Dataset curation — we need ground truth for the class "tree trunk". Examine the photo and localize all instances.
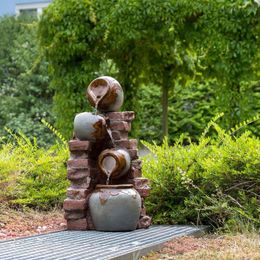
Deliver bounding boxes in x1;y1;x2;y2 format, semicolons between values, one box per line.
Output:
162;81;169;139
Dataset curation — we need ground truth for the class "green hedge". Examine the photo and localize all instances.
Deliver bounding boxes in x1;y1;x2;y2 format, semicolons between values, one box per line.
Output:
0;131;68;209
0;119;259;232
142;123;260;230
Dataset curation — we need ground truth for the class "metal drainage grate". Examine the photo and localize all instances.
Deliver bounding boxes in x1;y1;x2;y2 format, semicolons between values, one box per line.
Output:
0;225;207;260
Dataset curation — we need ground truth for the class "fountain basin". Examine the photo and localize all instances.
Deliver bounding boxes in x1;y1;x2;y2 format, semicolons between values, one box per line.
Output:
89;184;141;231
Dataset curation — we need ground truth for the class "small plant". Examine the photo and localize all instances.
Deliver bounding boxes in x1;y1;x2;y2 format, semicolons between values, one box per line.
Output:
0;128;69;209
41;119;67;145
142;117;260;231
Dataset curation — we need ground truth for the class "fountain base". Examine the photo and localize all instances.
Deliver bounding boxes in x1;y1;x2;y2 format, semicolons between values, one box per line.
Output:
89;184;141;231
64;111;151;231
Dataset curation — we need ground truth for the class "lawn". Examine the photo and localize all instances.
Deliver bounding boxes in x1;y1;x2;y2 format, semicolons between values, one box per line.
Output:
144;233;260;260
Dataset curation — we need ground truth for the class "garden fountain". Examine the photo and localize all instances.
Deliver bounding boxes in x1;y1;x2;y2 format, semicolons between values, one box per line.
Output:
63;76;151;231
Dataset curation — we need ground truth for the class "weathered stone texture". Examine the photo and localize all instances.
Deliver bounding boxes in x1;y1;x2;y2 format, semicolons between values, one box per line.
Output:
68;140;92;151
111;131;128;140
67;187;92;200
67;159;96;169
137;216;152;229
63;199;87;211
110;121;131;132
67;218;88;230
105;111;135;122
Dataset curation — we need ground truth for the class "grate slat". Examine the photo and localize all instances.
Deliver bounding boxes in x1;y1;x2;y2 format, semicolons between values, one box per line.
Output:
83;227;200;260
0;225;207;260
0;226;177;256
0;227;181;259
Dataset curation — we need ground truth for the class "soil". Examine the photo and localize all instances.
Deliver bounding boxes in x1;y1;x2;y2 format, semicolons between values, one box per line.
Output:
0;206;66;240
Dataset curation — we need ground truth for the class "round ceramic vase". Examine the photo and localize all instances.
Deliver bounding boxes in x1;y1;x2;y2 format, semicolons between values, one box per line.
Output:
89;184;141;231
73;112;107;141
98;149;131;179
87;76;124;112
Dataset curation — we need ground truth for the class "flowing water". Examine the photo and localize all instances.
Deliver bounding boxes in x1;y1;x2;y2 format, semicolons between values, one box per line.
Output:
107;128;116;147
94;98;100;115
106;170;111;185
102;155;116;185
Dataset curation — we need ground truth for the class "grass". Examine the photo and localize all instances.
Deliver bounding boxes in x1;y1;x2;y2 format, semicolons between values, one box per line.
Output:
143;233;260;260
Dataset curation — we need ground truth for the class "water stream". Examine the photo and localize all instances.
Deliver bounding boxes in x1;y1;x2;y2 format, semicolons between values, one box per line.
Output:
106;170;111;185
107;128;116;147
102;155;116;185
94;98;100;115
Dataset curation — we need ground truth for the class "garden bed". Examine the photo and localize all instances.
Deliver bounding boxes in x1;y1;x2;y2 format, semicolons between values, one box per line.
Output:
0;206;65;240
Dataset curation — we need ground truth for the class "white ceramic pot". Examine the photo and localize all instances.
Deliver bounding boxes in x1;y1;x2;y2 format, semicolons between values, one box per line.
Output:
73;112;107;141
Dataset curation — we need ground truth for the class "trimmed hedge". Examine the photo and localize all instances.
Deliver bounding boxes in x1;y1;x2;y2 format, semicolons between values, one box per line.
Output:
142;123;260;230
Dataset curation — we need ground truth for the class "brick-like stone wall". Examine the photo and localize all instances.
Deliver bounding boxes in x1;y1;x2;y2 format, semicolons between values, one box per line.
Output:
64;111;151;230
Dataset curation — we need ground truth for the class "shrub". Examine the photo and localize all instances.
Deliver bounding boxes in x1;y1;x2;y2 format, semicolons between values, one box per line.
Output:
0;130;68;209
142;120;260;230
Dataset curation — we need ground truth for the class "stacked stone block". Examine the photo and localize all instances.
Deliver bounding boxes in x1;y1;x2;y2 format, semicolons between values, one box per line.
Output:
64;140;96;230
64;111;151;230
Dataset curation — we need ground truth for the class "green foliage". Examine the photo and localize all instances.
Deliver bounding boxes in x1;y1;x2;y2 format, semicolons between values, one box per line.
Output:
137;81;218;142
142;119;260;229
0;15;54;146
0;129;68;209
38;0;260;141
38;0;103;137
197;0;260;127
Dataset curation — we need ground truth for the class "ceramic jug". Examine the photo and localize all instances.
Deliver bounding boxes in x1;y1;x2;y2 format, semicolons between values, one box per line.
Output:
73;112;107;141
98;148;131;180
89;184;141;231
86;76;124;112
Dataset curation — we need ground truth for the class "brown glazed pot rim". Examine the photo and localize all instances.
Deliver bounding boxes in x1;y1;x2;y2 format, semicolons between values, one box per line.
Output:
95;184;134;189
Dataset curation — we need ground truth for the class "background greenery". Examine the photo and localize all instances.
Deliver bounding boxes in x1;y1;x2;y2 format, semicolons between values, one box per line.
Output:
0;1;259;230
38;0;260;140
0;1;259;144
0;15;54;146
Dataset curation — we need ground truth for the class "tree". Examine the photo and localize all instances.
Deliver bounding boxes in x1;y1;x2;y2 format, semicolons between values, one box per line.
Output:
0;15;54;146
137;81;218;143
38;0;104;138
39;0;201;139
196;0;260;128
101;0;201;138
39;0;259;140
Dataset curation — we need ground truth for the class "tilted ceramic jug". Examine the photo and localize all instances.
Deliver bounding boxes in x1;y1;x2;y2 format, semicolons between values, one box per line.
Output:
86;76;124;112
73;112;107;141
98;148;131;180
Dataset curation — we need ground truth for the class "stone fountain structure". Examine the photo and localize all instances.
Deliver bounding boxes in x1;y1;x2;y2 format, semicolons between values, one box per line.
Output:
63;76;151;231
